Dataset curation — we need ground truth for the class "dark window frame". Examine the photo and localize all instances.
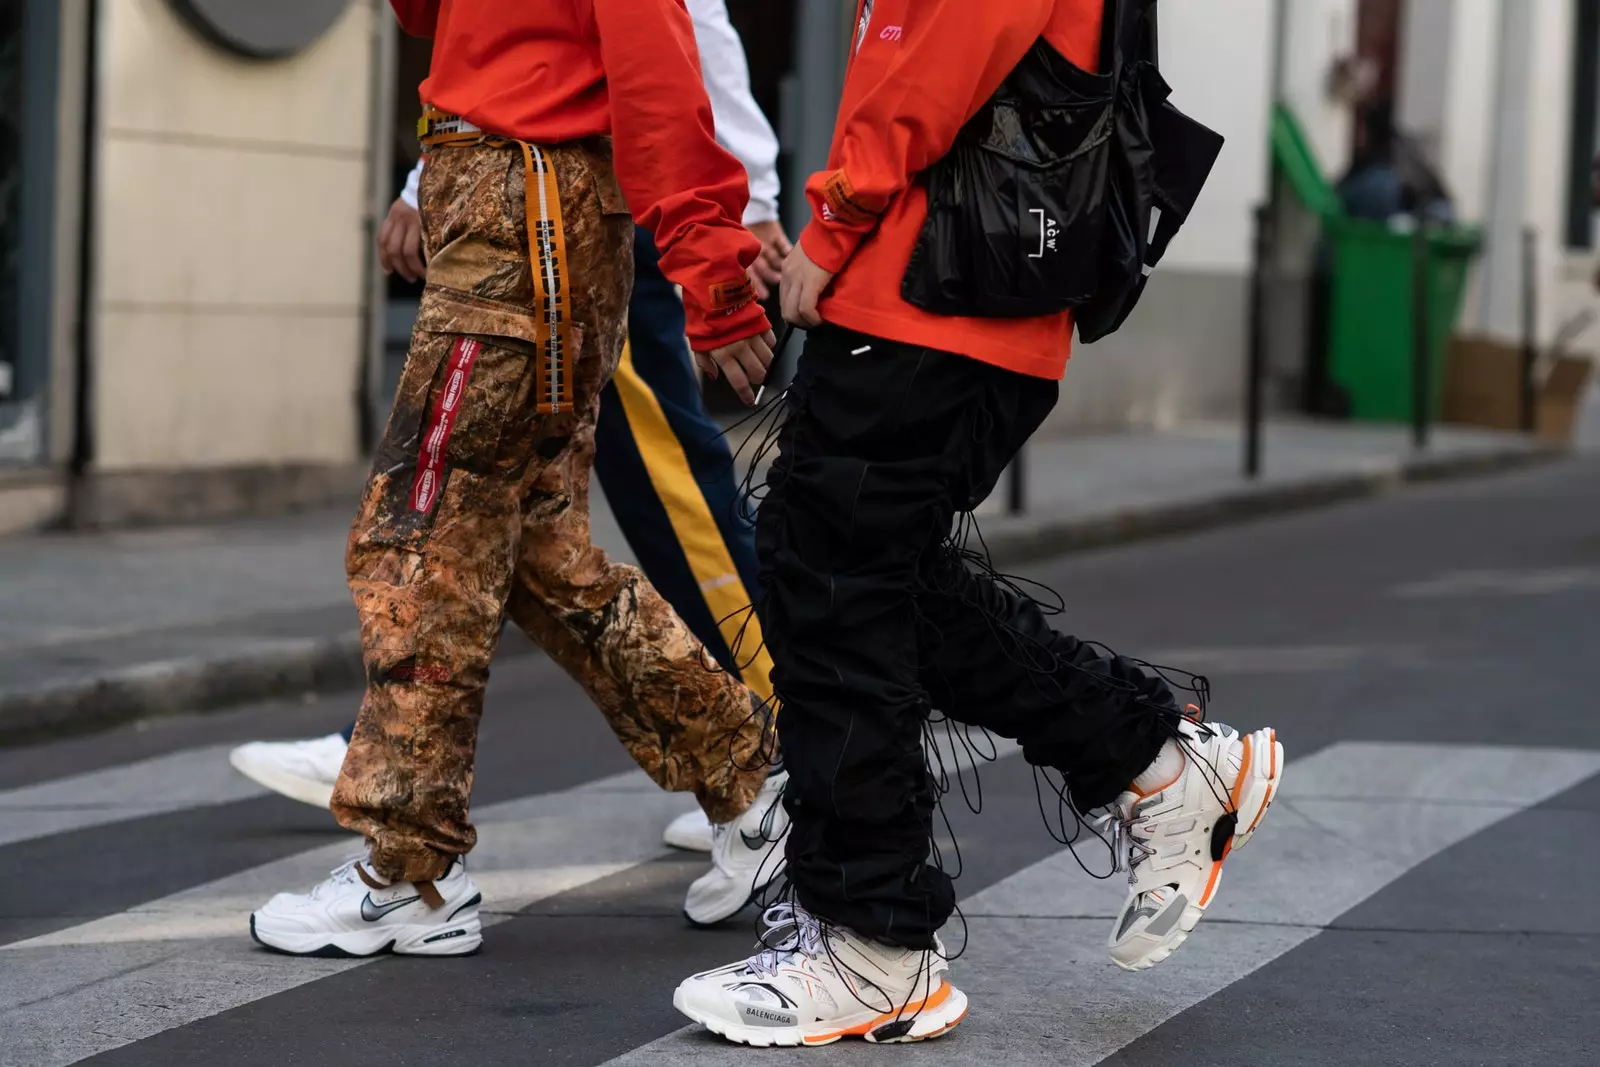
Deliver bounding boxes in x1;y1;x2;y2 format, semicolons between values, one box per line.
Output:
1566;0;1600;250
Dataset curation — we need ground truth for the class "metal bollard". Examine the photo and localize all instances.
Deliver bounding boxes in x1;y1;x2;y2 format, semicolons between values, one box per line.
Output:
1410;217;1431;451
1520;227;1539;434
1243;203;1272;479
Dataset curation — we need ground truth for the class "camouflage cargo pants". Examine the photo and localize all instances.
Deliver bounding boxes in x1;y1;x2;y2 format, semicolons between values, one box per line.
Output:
331;138;767;883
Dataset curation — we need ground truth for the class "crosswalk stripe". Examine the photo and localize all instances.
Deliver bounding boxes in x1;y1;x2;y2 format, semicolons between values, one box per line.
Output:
0;744;267;848
601;742;1600;1066
0;769;703;1067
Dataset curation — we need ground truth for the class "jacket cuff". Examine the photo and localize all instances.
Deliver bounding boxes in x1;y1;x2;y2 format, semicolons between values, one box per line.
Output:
684;278;772;351
798;222;858;276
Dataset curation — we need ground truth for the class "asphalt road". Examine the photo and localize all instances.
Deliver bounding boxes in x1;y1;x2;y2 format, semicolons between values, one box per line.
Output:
3;455;1598;1067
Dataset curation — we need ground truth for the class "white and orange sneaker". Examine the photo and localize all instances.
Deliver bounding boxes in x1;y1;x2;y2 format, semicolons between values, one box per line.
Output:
1106;718;1283;971
673;903;967;1047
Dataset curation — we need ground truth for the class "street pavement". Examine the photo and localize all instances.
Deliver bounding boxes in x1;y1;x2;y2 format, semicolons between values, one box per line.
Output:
3;456;1599;1066
0;418;1554;740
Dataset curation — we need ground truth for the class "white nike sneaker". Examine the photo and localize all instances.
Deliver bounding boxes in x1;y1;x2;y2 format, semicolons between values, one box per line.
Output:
664;808;715;852
228;733;349;809
1106;718;1283;972
250;853;482;957
674;903;967;1047
684;771;790;926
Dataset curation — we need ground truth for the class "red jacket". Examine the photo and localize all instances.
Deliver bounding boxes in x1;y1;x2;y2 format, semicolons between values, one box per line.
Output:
389;0;769;351
801;0;1104;380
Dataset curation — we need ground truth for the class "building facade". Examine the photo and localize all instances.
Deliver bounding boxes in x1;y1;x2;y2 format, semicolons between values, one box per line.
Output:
0;0;1592;533
0;0;387;533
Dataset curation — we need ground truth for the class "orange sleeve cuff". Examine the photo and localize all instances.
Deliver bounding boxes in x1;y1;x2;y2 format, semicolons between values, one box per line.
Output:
683;285;772;351
802;167;880;274
798;223;852;276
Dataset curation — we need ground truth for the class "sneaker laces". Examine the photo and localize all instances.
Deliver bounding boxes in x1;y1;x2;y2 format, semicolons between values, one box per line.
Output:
1094;809;1157;884
746;902;824;976
308;853;371;901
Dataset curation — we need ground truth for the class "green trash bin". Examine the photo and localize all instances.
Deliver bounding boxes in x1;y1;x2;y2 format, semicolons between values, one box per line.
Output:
1323;216;1482;423
1270;103;1483;423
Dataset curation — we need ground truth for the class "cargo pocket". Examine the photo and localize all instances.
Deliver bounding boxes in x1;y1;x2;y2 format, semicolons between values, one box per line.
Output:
356;290;542;551
410;289;543;479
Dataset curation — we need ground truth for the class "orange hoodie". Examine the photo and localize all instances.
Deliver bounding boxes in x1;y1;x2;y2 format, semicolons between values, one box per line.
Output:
388;0;769;351
801;0;1104;380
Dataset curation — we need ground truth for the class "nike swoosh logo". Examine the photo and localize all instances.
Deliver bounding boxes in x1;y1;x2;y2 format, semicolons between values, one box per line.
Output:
740;831;770;852
361;892;421;922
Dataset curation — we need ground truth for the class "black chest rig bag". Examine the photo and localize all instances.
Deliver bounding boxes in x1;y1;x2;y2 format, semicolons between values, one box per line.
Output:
901;0;1224;343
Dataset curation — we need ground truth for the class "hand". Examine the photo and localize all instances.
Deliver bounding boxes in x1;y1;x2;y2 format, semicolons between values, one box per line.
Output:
746;220;792;300
694;329;777;406
377;197;425;283
780;242;835;329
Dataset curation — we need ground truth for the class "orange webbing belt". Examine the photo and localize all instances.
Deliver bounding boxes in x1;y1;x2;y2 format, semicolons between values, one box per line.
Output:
419;109;575;415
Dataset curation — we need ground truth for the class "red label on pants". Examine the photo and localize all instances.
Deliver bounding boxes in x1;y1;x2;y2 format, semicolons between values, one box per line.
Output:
410;337;481;514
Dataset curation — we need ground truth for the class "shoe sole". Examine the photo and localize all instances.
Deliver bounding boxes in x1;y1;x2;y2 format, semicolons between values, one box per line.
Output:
674;981;968;1047
228;750;336;811
1116;727;1284;973
248;907;483;958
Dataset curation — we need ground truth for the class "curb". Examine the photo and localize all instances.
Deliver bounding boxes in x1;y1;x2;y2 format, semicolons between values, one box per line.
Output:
983;443;1562;566
0;634;366;744
0;442;1563;743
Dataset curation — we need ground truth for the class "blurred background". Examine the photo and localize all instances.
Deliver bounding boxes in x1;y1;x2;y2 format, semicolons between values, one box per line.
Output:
0;0;1595;532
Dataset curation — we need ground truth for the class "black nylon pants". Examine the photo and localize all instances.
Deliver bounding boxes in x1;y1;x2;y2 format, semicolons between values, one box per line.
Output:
757;326;1178;948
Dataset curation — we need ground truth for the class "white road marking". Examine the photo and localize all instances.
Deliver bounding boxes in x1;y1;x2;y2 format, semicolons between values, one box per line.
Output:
1392;566;1600;598
0;770;701;1067
0;745;267;848
603;742;1600;1067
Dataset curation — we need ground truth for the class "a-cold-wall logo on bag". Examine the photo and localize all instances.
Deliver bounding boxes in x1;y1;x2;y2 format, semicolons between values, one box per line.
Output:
1029;209;1060;259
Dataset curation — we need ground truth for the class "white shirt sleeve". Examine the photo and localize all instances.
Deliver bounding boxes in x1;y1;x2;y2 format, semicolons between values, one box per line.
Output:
684;0;782;226
400;157;424;210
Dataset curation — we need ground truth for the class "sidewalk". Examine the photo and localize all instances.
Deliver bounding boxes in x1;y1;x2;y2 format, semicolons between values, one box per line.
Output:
972;420;1562;561
0;418;1567;740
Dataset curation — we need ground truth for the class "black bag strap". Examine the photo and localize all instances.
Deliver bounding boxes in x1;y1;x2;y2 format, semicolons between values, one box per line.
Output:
1098;0;1159;80
1097;0;1124;80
